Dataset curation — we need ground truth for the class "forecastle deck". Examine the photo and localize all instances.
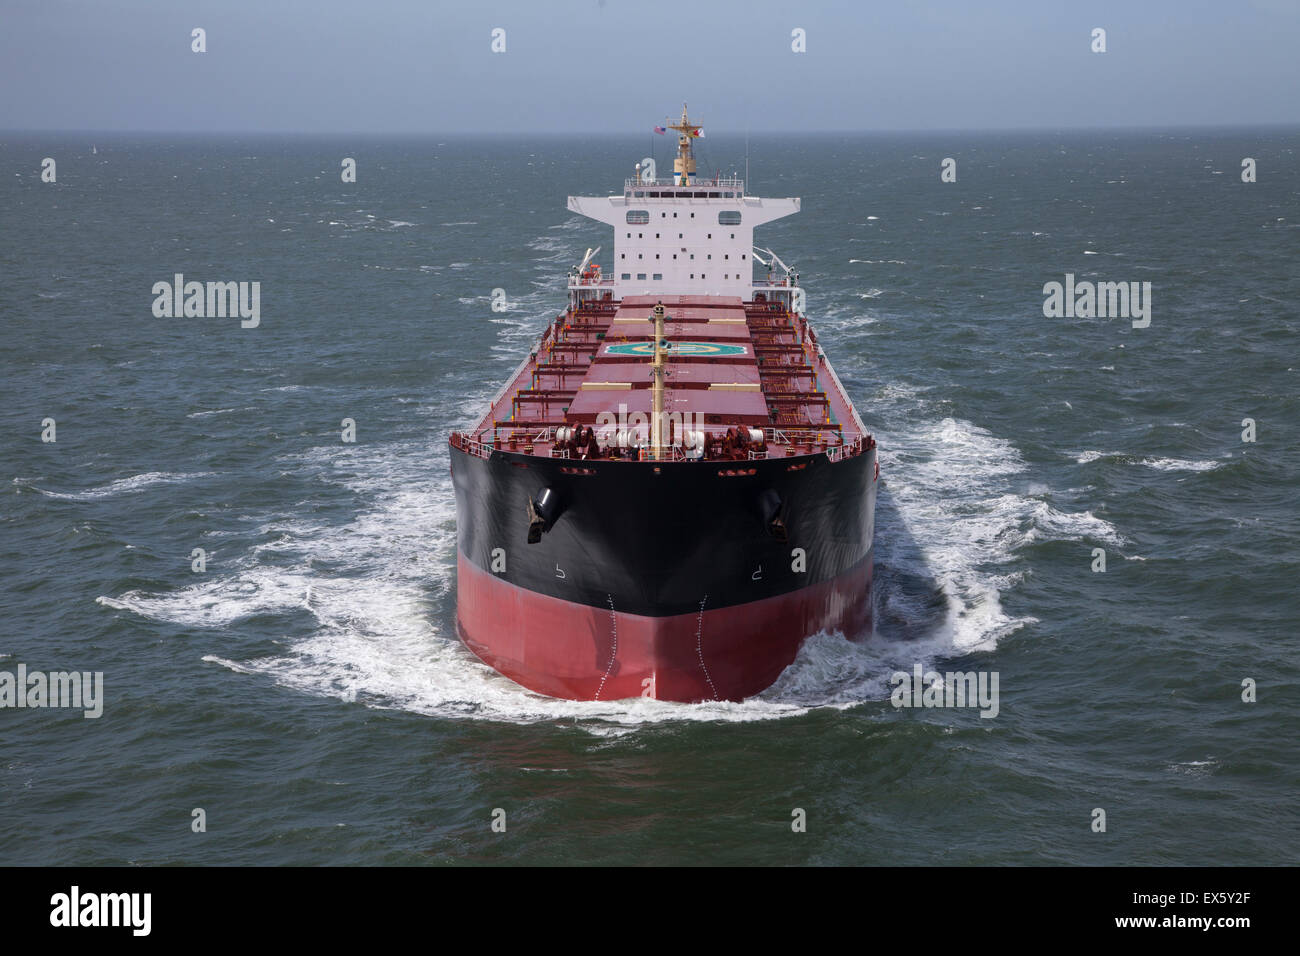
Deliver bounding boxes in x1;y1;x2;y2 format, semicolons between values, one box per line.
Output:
451;294;872;465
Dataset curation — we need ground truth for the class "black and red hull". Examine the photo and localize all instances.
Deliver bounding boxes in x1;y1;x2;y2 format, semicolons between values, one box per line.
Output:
449;443;877;701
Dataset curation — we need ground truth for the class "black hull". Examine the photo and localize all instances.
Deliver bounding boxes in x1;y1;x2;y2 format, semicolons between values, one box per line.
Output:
449;445;877;617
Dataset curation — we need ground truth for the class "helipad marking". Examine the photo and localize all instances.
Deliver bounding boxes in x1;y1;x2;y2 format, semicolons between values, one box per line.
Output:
605;341;748;357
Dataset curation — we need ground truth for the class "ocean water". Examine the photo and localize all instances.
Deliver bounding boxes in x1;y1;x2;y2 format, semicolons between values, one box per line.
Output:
1;130;1296;865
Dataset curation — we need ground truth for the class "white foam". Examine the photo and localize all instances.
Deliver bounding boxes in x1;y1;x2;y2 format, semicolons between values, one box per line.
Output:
829;315;879;331
25;471;216;501
873;415;1125;652
1075;450;1117;464
1168;759;1219;776
1074;451;1220;472
94;435;882;732
1019;500;1125;547
98;566;313;626
200;629;823;734
98;395;1102;729
1140;457;1220;472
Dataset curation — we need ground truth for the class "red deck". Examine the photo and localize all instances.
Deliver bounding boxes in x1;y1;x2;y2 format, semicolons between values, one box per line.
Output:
456;293;870;464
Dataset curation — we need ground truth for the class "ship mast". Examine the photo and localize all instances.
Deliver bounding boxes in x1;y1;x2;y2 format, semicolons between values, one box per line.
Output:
651;302;667;460
667;104;701;186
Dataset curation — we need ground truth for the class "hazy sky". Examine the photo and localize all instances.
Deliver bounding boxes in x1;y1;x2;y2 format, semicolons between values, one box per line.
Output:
2;0;1298;134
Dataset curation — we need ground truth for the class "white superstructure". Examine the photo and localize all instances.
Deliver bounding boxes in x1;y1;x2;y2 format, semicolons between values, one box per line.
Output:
565;106;800;301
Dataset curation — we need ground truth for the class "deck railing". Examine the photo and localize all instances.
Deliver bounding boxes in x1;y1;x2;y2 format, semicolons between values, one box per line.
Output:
624;177;745;192
812;344;869;436
451;433;494;460
453;426;871;466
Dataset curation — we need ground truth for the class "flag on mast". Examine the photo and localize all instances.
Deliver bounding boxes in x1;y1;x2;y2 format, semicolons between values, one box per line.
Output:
653;126;666;134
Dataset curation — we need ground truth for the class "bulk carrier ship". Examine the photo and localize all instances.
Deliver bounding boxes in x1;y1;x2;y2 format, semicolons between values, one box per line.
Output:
449;108;877;702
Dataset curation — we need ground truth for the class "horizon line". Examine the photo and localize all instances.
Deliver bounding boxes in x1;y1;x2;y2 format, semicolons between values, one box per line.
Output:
4;121;1299;139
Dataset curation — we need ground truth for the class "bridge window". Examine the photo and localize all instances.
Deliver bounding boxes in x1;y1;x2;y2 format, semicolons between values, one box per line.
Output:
626;210;650;224
718;211;742;225
637;273;646;280
653;273;663;280
621;273;631;280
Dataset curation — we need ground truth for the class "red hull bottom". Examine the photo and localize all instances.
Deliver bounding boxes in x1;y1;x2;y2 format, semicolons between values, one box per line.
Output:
456;552;872;702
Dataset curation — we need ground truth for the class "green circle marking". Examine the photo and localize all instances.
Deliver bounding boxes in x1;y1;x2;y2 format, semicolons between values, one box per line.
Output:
605;341;747;357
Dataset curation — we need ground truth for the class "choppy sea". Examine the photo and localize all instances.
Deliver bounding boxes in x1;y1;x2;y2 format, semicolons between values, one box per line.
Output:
1;129;1296;864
